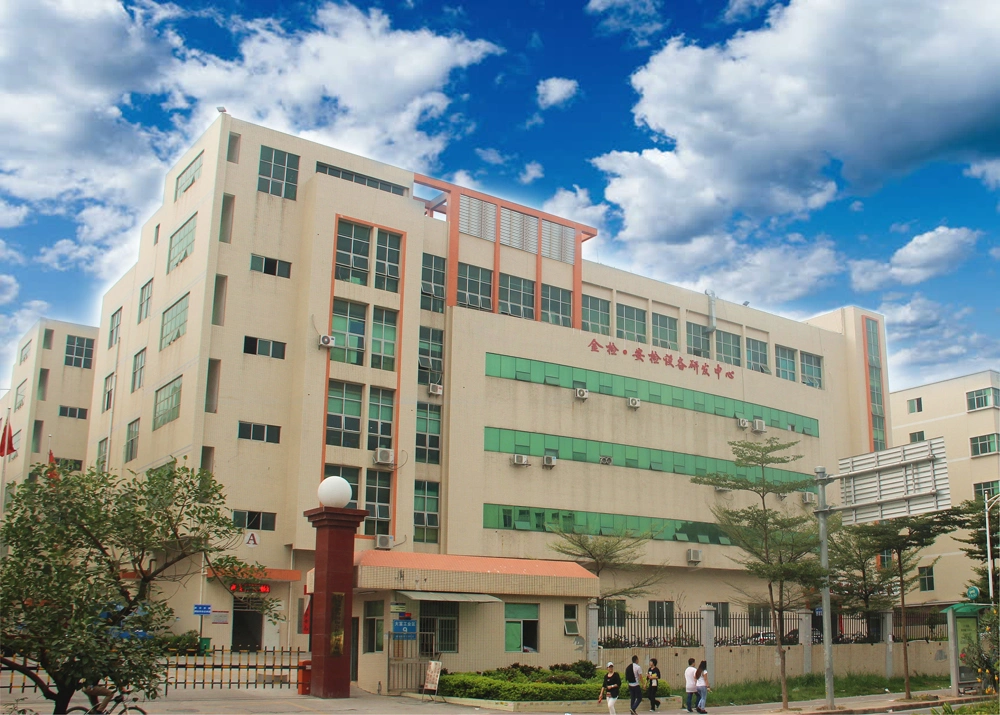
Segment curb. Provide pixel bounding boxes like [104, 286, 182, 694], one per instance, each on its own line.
[801, 694, 990, 714]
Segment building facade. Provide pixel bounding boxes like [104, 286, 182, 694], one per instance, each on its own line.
[889, 371, 1000, 606]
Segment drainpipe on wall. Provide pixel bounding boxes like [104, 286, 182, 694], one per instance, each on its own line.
[705, 290, 717, 334]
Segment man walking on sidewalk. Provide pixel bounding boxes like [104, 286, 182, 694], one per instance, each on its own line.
[683, 658, 698, 713]
[625, 654, 643, 715]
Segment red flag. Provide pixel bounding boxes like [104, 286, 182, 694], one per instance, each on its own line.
[0, 419, 13, 457]
[47, 449, 59, 480]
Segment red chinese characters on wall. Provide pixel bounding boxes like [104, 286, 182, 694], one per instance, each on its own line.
[584, 340, 736, 379]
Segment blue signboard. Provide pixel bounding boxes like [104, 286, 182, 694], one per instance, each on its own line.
[392, 619, 417, 634]
[194, 604, 212, 616]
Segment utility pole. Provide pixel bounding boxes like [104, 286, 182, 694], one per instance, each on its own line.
[815, 466, 835, 710]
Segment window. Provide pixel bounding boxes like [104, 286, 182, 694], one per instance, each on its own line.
[968, 388, 1000, 411]
[137, 280, 152, 323]
[371, 308, 397, 371]
[418, 327, 443, 385]
[974, 481, 999, 500]
[364, 470, 391, 535]
[716, 330, 741, 366]
[648, 600, 675, 628]
[227, 133, 241, 163]
[238, 421, 281, 443]
[65, 335, 94, 368]
[212, 275, 227, 325]
[374, 230, 401, 292]
[499, 274, 535, 319]
[326, 381, 363, 448]
[878, 549, 894, 571]
[330, 300, 366, 366]
[160, 294, 190, 350]
[232, 510, 276, 531]
[414, 480, 440, 543]
[55, 458, 83, 472]
[205, 359, 221, 413]
[152, 376, 182, 430]
[872, 414, 887, 452]
[686, 322, 711, 358]
[563, 604, 580, 636]
[541, 284, 571, 326]
[909, 431, 925, 443]
[651, 313, 678, 350]
[335, 221, 370, 285]
[167, 215, 197, 272]
[43, 329, 53, 349]
[102, 373, 115, 413]
[250, 253, 291, 278]
[581, 295, 611, 336]
[775, 346, 796, 381]
[416, 403, 441, 464]
[174, 151, 203, 200]
[96, 438, 108, 469]
[505, 603, 539, 652]
[616, 304, 647, 343]
[420, 254, 446, 313]
[18, 341, 30, 364]
[323, 465, 359, 509]
[598, 599, 625, 627]
[971, 433, 999, 457]
[257, 146, 299, 200]
[457, 263, 493, 311]
[7, 430, 20, 460]
[707, 602, 730, 628]
[30, 421, 42, 454]
[153, 224, 159, 245]
[749, 604, 771, 627]
[243, 336, 286, 359]
[459, 194, 497, 241]
[219, 194, 235, 243]
[367, 389, 394, 450]
[106, 308, 122, 348]
[746, 338, 770, 373]
[13, 381, 25, 411]
[801, 352, 823, 388]
[58, 405, 88, 419]
[37, 369, 49, 401]
[420, 602, 458, 656]
[918, 566, 935, 592]
[363, 601, 384, 653]
[316, 162, 406, 196]
[907, 397, 923, 413]
[123, 419, 139, 463]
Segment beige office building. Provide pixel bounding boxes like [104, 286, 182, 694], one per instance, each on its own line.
[889, 371, 1000, 606]
[47, 114, 893, 688]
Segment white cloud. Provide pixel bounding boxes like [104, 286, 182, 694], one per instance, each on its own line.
[0, 275, 17, 305]
[524, 112, 544, 129]
[0, 200, 29, 228]
[447, 169, 483, 191]
[722, 0, 777, 23]
[584, 0, 664, 45]
[536, 77, 579, 110]
[849, 226, 981, 291]
[849, 200, 864, 212]
[889, 221, 915, 234]
[0, 299, 49, 388]
[543, 186, 611, 236]
[990, 246, 1000, 260]
[518, 161, 544, 184]
[0, 239, 25, 265]
[475, 148, 510, 165]
[965, 159, 1000, 190]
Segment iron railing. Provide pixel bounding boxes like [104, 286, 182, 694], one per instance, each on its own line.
[714, 611, 800, 646]
[598, 611, 702, 648]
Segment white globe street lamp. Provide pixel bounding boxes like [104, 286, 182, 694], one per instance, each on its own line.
[317, 476, 353, 509]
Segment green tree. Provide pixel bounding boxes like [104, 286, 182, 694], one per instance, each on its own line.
[0, 460, 280, 714]
[960, 606, 998, 695]
[691, 437, 824, 709]
[952, 497, 1000, 602]
[548, 529, 663, 601]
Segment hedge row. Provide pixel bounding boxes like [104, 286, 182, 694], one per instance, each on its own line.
[437, 673, 602, 701]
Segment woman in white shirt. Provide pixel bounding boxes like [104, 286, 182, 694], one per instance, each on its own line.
[695, 660, 710, 713]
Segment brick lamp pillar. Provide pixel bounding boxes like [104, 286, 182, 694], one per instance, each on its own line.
[304, 477, 368, 698]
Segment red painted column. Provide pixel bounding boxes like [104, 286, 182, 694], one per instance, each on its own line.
[304, 506, 368, 698]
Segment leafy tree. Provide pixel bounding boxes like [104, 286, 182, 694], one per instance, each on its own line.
[0, 460, 280, 714]
[548, 528, 663, 602]
[960, 606, 998, 695]
[691, 437, 823, 709]
[952, 497, 1000, 602]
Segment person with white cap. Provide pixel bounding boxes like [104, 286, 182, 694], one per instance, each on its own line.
[598, 661, 622, 714]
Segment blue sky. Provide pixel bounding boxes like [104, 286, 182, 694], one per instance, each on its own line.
[0, 0, 998, 391]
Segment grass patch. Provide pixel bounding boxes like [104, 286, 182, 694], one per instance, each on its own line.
[708, 672, 951, 706]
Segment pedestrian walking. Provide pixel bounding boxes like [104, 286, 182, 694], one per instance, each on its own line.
[683, 658, 698, 713]
[695, 660, 711, 713]
[625, 654, 643, 714]
[646, 658, 661, 711]
[599, 662, 622, 715]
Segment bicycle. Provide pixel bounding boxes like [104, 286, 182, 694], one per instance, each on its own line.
[66, 692, 147, 714]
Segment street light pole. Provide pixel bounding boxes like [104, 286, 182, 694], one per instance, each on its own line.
[986, 492, 1000, 602]
[815, 466, 835, 710]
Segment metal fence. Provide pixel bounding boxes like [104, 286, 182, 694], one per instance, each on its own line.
[714, 610, 801, 646]
[598, 611, 702, 648]
[894, 609, 948, 642]
[836, 613, 884, 644]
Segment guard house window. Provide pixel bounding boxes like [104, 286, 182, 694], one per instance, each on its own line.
[598, 599, 625, 627]
[421, 254, 446, 313]
[909, 431, 925, 443]
[457, 263, 493, 311]
[541, 285, 572, 326]
[13, 381, 25, 411]
[418, 327, 443, 385]
[651, 313, 678, 351]
[324, 466, 359, 509]
[414, 480, 440, 543]
[167, 215, 197, 273]
[123, 419, 139, 463]
[19, 341, 30, 364]
[174, 151, 203, 200]
[686, 322, 711, 358]
[499, 274, 535, 319]
[367, 388, 394, 450]
[58, 406, 88, 419]
[974, 481, 999, 500]
[232, 510, 276, 531]
[335, 221, 370, 285]
[364, 470, 391, 535]
[137, 280, 152, 323]
[363, 601, 384, 653]
[152, 376, 182, 430]
[616, 304, 647, 343]
[257, 146, 299, 200]
[102, 374, 115, 413]
[918, 566, 935, 592]
[250, 253, 291, 278]
[370, 308, 397, 371]
[581, 295, 611, 336]
[326, 381, 363, 448]
[775, 346, 797, 382]
[244, 336, 286, 359]
[716, 330, 741, 366]
[800, 352, 823, 388]
[968, 387, 1000, 411]
[907, 397, 923, 413]
[416, 403, 441, 464]
[648, 600, 675, 628]
[746, 338, 770, 373]
[316, 162, 406, 196]
[131, 349, 146, 392]
[707, 602, 730, 628]
[374, 230, 401, 292]
[160, 294, 190, 350]
[505, 603, 539, 653]
[420, 602, 459, 656]
[971, 433, 999, 456]
[748, 604, 771, 627]
[65, 335, 94, 368]
[108, 308, 121, 348]
[330, 300, 366, 366]
[238, 421, 281, 443]
[563, 604, 580, 636]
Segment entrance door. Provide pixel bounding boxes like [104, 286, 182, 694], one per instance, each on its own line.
[350, 618, 359, 681]
[231, 598, 263, 651]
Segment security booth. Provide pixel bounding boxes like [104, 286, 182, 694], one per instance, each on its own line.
[942, 602, 988, 695]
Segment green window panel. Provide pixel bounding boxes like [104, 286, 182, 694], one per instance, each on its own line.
[486, 354, 502, 376]
[485, 427, 500, 452]
[530, 433, 545, 456]
[483, 504, 499, 529]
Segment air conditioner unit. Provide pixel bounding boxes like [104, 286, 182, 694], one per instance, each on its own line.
[801, 492, 817, 504]
[627, 397, 641, 409]
[375, 534, 394, 550]
[542, 455, 558, 468]
[687, 549, 703, 564]
[737, 418, 750, 429]
[752, 418, 767, 433]
[374, 448, 394, 465]
[428, 383, 444, 396]
[318, 335, 335, 348]
[511, 454, 530, 466]
[575, 388, 589, 400]
[599, 456, 613, 465]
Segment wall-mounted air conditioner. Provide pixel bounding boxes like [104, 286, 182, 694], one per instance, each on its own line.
[737, 418, 750, 429]
[752, 418, 767, 433]
[511, 454, 530, 466]
[542, 455, 558, 468]
[687, 549, 703, 564]
[428, 383, 444, 396]
[575, 388, 589, 400]
[627, 397, 641, 409]
[599, 456, 613, 465]
[374, 448, 394, 466]
[375, 534, 394, 550]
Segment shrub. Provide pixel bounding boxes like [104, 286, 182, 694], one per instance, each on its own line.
[438, 673, 601, 701]
[542, 671, 584, 684]
[549, 662, 573, 672]
[158, 629, 199, 653]
[571, 659, 597, 680]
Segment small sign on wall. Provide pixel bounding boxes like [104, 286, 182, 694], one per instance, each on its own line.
[244, 532, 260, 547]
[212, 610, 230, 625]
